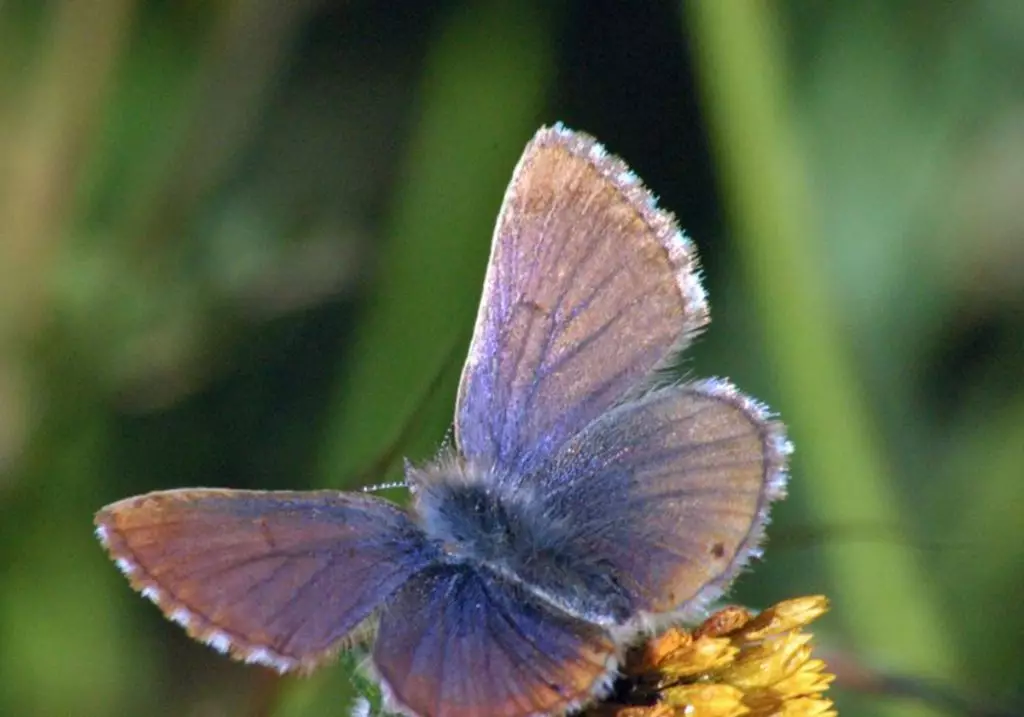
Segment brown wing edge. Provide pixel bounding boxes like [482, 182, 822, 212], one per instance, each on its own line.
[373, 650, 620, 717]
[94, 489, 377, 674]
[368, 565, 622, 717]
[528, 123, 709, 345]
[614, 377, 791, 642]
[455, 123, 711, 452]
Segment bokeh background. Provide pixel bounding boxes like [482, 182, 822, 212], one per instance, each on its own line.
[1, 2, 1021, 716]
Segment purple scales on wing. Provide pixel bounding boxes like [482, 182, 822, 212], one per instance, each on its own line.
[373, 564, 616, 717]
[530, 378, 789, 626]
[95, 489, 437, 673]
[455, 125, 709, 475]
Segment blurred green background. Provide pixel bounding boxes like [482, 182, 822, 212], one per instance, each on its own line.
[1, 2, 1021, 716]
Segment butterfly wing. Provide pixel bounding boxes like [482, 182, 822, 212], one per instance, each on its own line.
[373, 564, 616, 717]
[95, 489, 435, 672]
[531, 379, 789, 624]
[455, 125, 708, 474]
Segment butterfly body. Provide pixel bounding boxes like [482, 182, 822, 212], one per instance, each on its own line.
[96, 124, 789, 717]
[410, 455, 637, 627]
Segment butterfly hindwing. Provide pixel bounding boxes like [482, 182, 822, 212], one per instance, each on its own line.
[373, 564, 617, 717]
[527, 379, 789, 623]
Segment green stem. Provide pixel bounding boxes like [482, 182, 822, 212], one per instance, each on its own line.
[686, 4, 955, 716]
[273, 2, 554, 714]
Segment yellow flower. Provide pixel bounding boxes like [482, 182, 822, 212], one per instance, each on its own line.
[586, 597, 836, 717]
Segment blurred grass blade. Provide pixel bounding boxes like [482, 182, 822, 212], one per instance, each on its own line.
[273, 3, 555, 715]
[314, 0, 555, 490]
[685, 3, 956, 716]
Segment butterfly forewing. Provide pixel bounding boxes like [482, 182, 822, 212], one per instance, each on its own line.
[455, 126, 708, 475]
[95, 489, 435, 672]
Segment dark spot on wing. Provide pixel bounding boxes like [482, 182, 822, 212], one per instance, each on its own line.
[257, 518, 277, 550]
[521, 297, 550, 315]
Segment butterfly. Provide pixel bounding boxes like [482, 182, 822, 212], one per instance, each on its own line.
[95, 123, 789, 717]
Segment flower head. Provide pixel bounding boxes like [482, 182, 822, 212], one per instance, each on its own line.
[586, 596, 836, 717]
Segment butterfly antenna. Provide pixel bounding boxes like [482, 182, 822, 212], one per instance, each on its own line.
[351, 333, 466, 491]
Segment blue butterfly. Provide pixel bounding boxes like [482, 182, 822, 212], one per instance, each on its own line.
[96, 124, 789, 717]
